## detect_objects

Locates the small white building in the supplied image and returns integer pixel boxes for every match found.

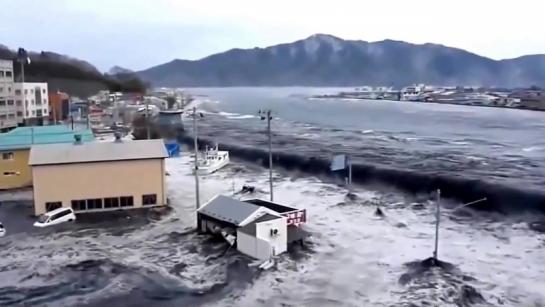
[197,195,289,260]
[13,82,49,125]
[237,213,287,260]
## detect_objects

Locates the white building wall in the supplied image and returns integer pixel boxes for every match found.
[236,230,276,260]
[255,217,288,256]
[236,231,257,258]
[13,82,49,122]
[0,59,17,130]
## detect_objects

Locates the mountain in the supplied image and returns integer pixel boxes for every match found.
[0,45,147,97]
[138,34,545,87]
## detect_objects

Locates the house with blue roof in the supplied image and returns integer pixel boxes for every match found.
[0,125,94,189]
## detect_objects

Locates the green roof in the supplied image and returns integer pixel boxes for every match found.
[0,126,95,151]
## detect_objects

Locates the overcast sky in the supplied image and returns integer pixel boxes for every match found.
[1,0,543,71]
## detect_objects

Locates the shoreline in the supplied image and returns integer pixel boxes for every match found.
[308,96,545,112]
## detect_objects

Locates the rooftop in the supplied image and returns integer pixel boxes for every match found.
[29,139,168,166]
[198,195,261,226]
[0,126,95,151]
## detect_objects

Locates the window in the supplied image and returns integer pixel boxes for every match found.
[0,87,3,93]
[71,199,86,211]
[15,90,21,95]
[120,196,134,207]
[0,100,5,106]
[142,194,157,206]
[7,87,11,92]
[2,152,14,160]
[30,89,34,94]
[31,99,34,104]
[5,71,11,77]
[46,202,62,212]
[16,111,22,116]
[43,98,47,104]
[42,89,46,94]
[43,109,47,114]
[7,100,14,105]
[0,71,3,77]
[86,198,103,210]
[32,110,35,115]
[8,113,15,118]
[0,115,6,120]
[25,100,28,107]
[25,110,29,116]
[16,100,21,106]
[51,209,71,221]
[3,171,18,176]
[104,197,119,208]
[24,89,27,94]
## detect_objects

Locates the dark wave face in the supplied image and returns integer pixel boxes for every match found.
[182,87,545,213]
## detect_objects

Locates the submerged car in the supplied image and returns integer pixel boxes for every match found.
[33,207,76,227]
[0,222,5,237]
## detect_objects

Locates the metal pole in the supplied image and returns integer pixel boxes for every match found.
[146,98,150,139]
[86,100,90,129]
[348,156,352,190]
[193,107,200,210]
[20,62,24,83]
[267,110,273,202]
[433,189,441,260]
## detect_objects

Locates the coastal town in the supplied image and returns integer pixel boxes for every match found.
[313,84,545,111]
[0,55,311,264]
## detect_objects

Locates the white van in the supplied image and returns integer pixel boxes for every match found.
[34,207,76,227]
[0,222,5,237]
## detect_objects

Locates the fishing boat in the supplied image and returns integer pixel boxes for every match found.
[195,145,230,175]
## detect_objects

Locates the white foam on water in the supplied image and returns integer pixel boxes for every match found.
[522,146,545,152]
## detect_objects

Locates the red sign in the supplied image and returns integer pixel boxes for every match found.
[284,209,306,226]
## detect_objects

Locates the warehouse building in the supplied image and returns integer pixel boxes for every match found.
[0,126,94,190]
[29,138,168,215]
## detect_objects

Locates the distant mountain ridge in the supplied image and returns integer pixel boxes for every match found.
[138,34,545,87]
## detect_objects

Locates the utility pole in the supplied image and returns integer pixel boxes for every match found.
[145,97,150,139]
[17,48,27,83]
[433,189,441,260]
[20,61,25,83]
[347,155,352,191]
[260,110,274,202]
[193,107,200,210]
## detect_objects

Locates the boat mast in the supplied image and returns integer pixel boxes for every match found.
[193,107,200,210]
